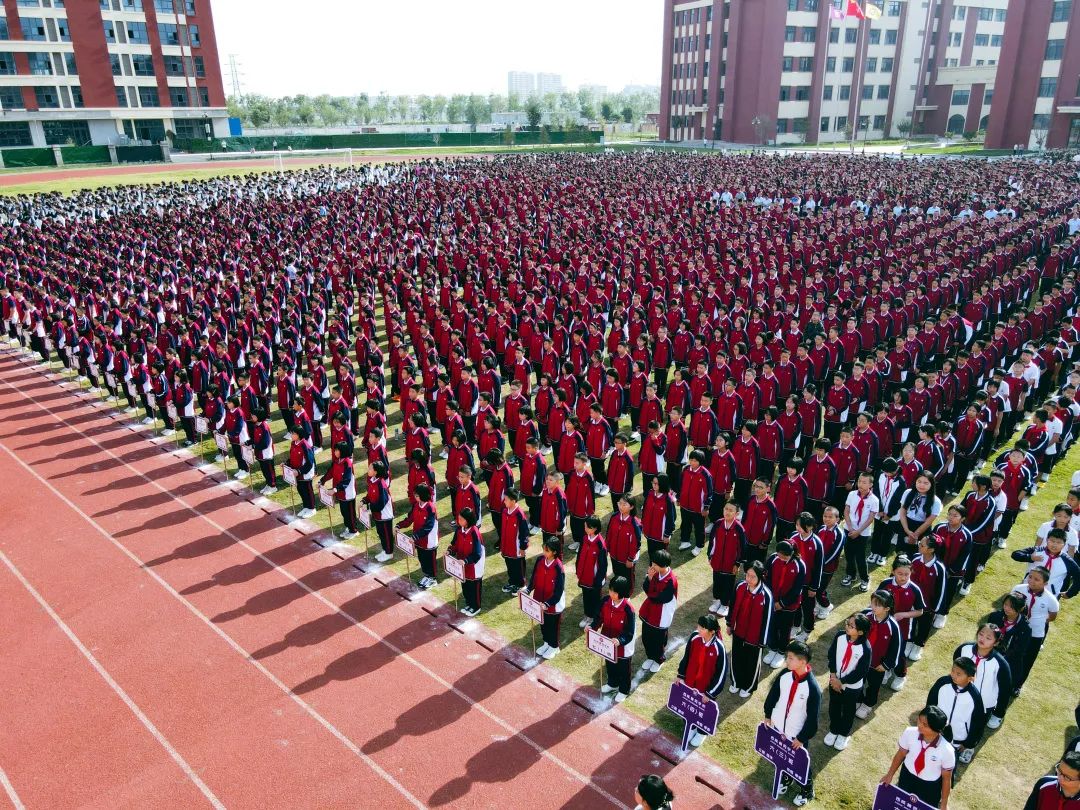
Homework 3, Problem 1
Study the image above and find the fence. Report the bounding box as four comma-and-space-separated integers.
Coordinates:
2, 148, 56, 168
172, 129, 604, 153
60, 146, 111, 165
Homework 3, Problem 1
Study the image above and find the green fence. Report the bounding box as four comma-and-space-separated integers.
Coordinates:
115, 145, 164, 163
172, 129, 603, 154
60, 146, 111, 165
1, 148, 57, 168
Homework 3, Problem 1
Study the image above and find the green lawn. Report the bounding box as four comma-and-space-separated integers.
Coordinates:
904, 144, 1017, 156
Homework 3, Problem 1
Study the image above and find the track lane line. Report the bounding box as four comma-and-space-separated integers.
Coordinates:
0, 764, 26, 810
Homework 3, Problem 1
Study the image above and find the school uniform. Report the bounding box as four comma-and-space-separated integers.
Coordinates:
763, 666, 821, 800
765, 552, 806, 656
500, 505, 531, 590
566, 469, 596, 548
1010, 546, 1080, 598
449, 525, 486, 612
895, 726, 955, 807
910, 554, 947, 647
804, 453, 836, 521
728, 580, 773, 693
641, 490, 677, 558
322, 457, 358, 535
843, 489, 879, 584
926, 675, 986, 752
591, 597, 637, 695
707, 518, 746, 611
871, 471, 906, 560
774, 474, 808, 545
639, 569, 678, 667
827, 630, 871, 737
962, 490, 999, 583
860, 610, 902, 709
1024, 777, 1080, 810
790, 531, 824, 634
575, 533, 609, 621
1011, 584, 1059, 690
606, 513, 642, 594
400, 499, 439, 580
933, 522, 973, 615
677, 634, 728, 698
530, 557, 566, 650
814, 523, 846, 615
678, 464, 713, 551
954, 643, 1013, 721
742, 495, 779, 565
539, 486, 568, 541
251, 420, 277, 487
519, 450, 547, 528
288, 438, 316, 511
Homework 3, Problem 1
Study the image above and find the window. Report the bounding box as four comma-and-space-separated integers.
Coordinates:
1038, 77, 1058, 97
188, 25, 200, 46
952, 5, 965, 19
0, 19, 7, 38
0, 122, 33, 147
845, 28, 857, 43
138, 86, 160, 107
873, 114, 886, 129
984, 88, 993, 105
885, 29, 897, 45
27, 52, 52, 75
858, 115, 869, 130
21, 17, 46, 40
843, 56, 854, 72
785, 25, 796, 43
124, 118, 166, 141
951, 89, 970, 105
132, 54, 154, 75
881, 57, 894, 71
0, 53, 14, 75
1033, 113, 1051, 129
796, 85, 810, 101
991, 34, 1002, 46
950, 32, 962, 47
782, 56, 794, 71
16, 0, 40, 6
995, 8, 1006, 20
1046, 40, 1065, 60
869, 29, 880, 45
803, 27, 816, 43
57, 19, 70, 41
823, 85, 833, 100
806, 0, 818, 10
126, 22, 149, 43
974, 34, 989, 47
43, 119, 90, 144
780, 86, 790, 101
978, 7, 993, 20
877, 84, 890, 99
110, 53, 122, 75
887, 0, 901, 15
159, 23, 180, 45
826, 56, 836, 72
862, 85, 874, 100
115, 86, 128, 106
154, 0, 177, 10
777, 119, 788, 134
169, 87, 189, 106
34, 86, 59, 108
703, 60, 709, 77
820, 116, 829, 132
706, 6, 712, 21
103, 20, 116, 42
788, 0, 798, 10
197, 86, 209, 106
793, 118, 808, 133
1052, 1, 1071, 22
798, 56, 813, 71
829, 28, 839, 43
866, 57, 877, 72
0, 87, 25, 109
836, 115, 847, 130
64, 52, 76, 74
839, 85, 851, 100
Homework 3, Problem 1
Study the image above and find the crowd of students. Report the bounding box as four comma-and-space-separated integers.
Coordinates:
3, 150, 1080, 808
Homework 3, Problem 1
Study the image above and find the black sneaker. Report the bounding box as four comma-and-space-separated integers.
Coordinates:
840, 575, 854, 587
859, 580, 870, 592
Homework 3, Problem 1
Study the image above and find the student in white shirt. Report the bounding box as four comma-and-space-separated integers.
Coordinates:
1036, 504, 1080, 555
1012, 567, 1059, 693
842, 472, 880, 592
881, 705, 955, 809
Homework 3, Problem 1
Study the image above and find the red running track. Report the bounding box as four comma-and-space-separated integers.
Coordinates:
0, 348, 777, 810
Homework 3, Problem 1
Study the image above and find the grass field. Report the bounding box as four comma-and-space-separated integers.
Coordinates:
15, 157, 1077, 808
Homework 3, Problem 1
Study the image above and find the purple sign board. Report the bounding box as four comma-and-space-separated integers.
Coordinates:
872, 783, 937, 810
754, 722, 812, 800
666, 681, 719, 751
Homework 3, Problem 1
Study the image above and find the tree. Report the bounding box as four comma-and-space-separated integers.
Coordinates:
354, 94, 371, 125
394, 95, 410, 122
465, 94, 487, 132
417, 94, 434, 123
579, 102, 595, 121
446, 94, 467, 124
621, 105, 634, 124
600, 100, 615, 122
896, 118, 912, 139
526, 99, 542, 130
431, 95, 447, 122
372, 93, 391, 123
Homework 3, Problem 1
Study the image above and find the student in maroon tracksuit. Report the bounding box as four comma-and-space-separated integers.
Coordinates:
576, 516, 609, 626
677, 450, 713, 554
764, 540, 807, 668
397, 483, 439, 588
742, 477, 779, 565
909, 534, 947, 661
606, 433, 636, 512
585, 403, 614, 494
774, 459, 809, 542
320, 443, 359, 539
519, 436, 547, 530
606, 496, 643, 594
539, 472, 568, 544
641, 475, 677, 558
731, 421, 761, 509
499, 489, 531, 593
814, 506, 846, 620
727, 560, 773, 697
790, 512, 824, 640
707, 502, 745, 617
638, 548, 679, 673
933, 505, 973, 624
566, 453, 596, 552
449, 507, 485, 616
879, 555, 925, 691
529, 537, 566, 660
664, 408, 689, 495
591, 576, 637, 702
708, 432, 736, 522
804, 439, 837, 521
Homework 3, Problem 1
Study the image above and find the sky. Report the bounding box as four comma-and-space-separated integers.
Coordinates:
211, 0, 662, 98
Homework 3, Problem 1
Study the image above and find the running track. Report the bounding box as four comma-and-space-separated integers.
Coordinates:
0, 348, 775, 810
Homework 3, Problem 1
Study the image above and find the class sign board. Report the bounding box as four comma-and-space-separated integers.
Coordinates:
195, 416, 209, 435
213, 432, 229, 453
358, 506, 371, 529
872, 783, 937, 810
282, 464, 297, 486
241, 444, 255, 467
319, 486, 337, 508
518, 591, 545, 624
395, 531, 416, 557
667, 681, 719, 751
444, 554, 465, 581
755, 721, 812, 800
586, 628, 618, 663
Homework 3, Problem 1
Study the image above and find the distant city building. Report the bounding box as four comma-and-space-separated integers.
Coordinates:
659, 0, 1080, 150
580, 83, 608, 99
536, 72, 563, 95
507, 70, 536, 99
0, 0, 228, 147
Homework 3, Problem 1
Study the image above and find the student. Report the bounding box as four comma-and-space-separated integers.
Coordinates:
804, 439, 837, 521
606, 496, 643, 594
790, 512, 824, 641
842, 471, 879, 591
1022, 750, 1080, 809
638, 549, 678, 674
449, 507, 485, 617
898, 472, 943, 560
763, 640, 821, 806
879, 555, 925, 691
813, 506, 846, 620
453, 465, 483, 528
728, 560, 774, 698
986, 592, 1032, 694
591, 576, 636, 703
576, 516, 609, 628
676, 614, 728, 746
1011, 529, 1080, 598
707, 501, 746, 617
677, 449, 713, 554
364, 459, 394, 558
641, 475, 677, 558
743, 476, 780, 565
880, 705, 955, 809
224, 396, 251, 479
961, 475, 999, 591
539, 472, 568, 545
606, 433, 636, 512
825, 613, 872, 751
529, 537, 566, 660
871, 457, 906, 565
566, 453, 597, 552
397, 483, 439, 589
320, 442, 358, 540
856, 590, 903, 720
926, 657, 986, 764
1011, 567, 1059, 693
774, 458, 809, 542
765, 540, 806, 668
251, 409, 277, 495
933, 505, 973, 625
954, 623, 1013, 730
499, 489, 531, 594
519, 436, 547, 531
634, 774, 675, 810
585, 403, 613, 495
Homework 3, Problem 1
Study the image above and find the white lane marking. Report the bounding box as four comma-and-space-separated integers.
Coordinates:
0, 764, 26, 810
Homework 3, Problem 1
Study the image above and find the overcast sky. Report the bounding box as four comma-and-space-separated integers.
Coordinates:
211, 0, 662, 98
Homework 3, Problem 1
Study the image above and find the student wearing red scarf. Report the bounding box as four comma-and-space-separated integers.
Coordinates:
855, 590, 903, 722
881, 706, 954, 809
763, 640, 820, 806
825, 612, 871, 752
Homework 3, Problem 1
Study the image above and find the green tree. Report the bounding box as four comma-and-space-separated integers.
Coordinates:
354, 94, 371, 125
431, 94, 448, 122
465, 93, 487, 131
621, 105, 634, 124
526, 99, 542, 130
417, 94, 434, 123
600, 100, 615, 122
446, 94, 466, 123
394, 95, 410, 122
372, 92, 391, 123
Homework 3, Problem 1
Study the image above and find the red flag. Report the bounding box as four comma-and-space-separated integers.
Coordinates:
847, 0, 866, 18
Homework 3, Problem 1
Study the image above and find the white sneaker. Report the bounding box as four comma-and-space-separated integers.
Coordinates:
904, 641, 914, 658
262, 486, 278, 495
690, 730, 705, 747
88, 387, 100, 394
958, 748, 974, 764
614, 693, 627, 703
342, 531, 357, 540
530, 526, 541, 535
567, 542, 580, 551
214, 454, 226, 463
541, 446, 552, 455
678, 541, 693, 551
794, 630, 809, 643
599, 485, 610, 496
738, 689, 751, 698
1020, 499, 1029, 511
833, 735, 849, 751
579, 617, 591, 628
814, 605, 829, 620
769, 652, 784, 669
996, 537, 1007, 549
987, 714, 1002, 729
932, 614, 947, 629
649, 659, 662, 673
855, 704, 871, 720
709, 599, 723, 613
439, 449, 449, 459
298, 508, 316, 519
601, 683, 617, 694
823, 732, 837, 746
374, 551, 392, 562
908, 644, 923, 661
729, 684, 739, 694
890, 676, 907, 691
142, 417, 154, 425
161, 428, 175, 437
234, 470, 249, 480
704, 523, 714, 534
718, 604, 730, 617
593, 481, 603, 494
536, 643, 551, 657
691, 547, 701, 557
958, 583, 971, 596
541, 646, 559, 660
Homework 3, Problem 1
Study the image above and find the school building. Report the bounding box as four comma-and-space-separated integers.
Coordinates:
0, 0, 228, 148
659, 0, 1080, 150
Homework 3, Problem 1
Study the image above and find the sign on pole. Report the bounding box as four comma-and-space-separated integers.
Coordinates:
195, 416, 209, 435
444, 554, 466, 581
667, 681, 720, 751
872, 783, 937, 810
213, 432, 229, 453
358, 505, 371, 529
586, 628, 618, 663
518, 591, 545, 624
241, 444, 255, 467
319, 486, 336, 508
754, 722, 812, 800
395, 530, 416, 557
282, 464, 297, 486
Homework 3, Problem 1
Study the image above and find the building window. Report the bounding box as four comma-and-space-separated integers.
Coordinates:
1052, 1, 1071, 22
1038, 77, 1057, 97
793, 118, 808, 133
803, 27, 816, 43
103, 20, 116, 42
64, 52, 76, 74
169, 86, 189, 106
188, 25, 200, 46
978, 7, 993, 20
27, 52, 52, 74
877, 84, 890, 99
16, 0, 40, 6
115, 86, 128, 107
159, 23, 180, 45
777, 119, 788, 134
845, 28, 857, 43
132, 54, 154, 75
0, 87, 25, 109
34, 86, 60, 108
951, 89, 970, 105
788, 0, 798, 10
125, 118, 166, 141
974, 33, 989, 47
795, 85, 810, 101
1033, 113, 1051, 129
950, 32, 961, 47
806, 0, 818, 10
43, 119, 90, 145
887, 0, 901, 15
820, 116, 829, 132
197, 86, 209, 106
839, 85, 851, 100
785, 25, 796, 42
991, 34, 1002, 46
164, 55, 184, 75
1046, 40, 1065, 60
881, 57, 894, 71
126, 22, 150, 44
823, 85, 833, 100
858, 115, 869, 130
138, 86, 160, 107
782, 56, 794, 71
953, 5, 965, 18
780, 86, 790, 101
110, 53, 122, 75
885, 29, 897, 45
798, 56, 813, 71
0, 53, 15, 75
862, 85, 874, 100
829, 28, 839, 43
21, 17, 47, 40
0, 19, 7, 38
873, 114, 886, 129
866, 57, 878, 72
57, 19, 70, 41
869, 29, 880, 45
0, 121, 33, 147
836, 115, 847, 130
842, 56, 854, 72
984, 88, 993, 105
826, 56, 836, 72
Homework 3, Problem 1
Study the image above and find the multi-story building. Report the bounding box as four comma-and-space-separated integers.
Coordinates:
536, 72, 563, 95
660, 0, 1080, 149
0, 0, 227, 149
507, 70, 535, 99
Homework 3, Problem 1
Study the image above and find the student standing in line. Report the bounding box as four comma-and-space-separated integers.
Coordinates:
954, 623, 1013, 730
908, 535, 947, 662
1022, 751, 1080, 809
566, 452, 596, 552
707, 501, 746, 617
224, 396, 251, 479
539, 471, 568, 546
925, 657, 986, 765
855, 590, 903, 721
287, 426, 317, 519
576, 516, 609, 629
676, 613, 728, 747
529, 536, 565, 660
813, 506, 846, 621
841, 471, 879, 592
251, 409, 278, 495
321, 442, 359, 541
880, 705, 955, 809
1011, 567, 1059, 693
790, 511, 824, 642
879, 555, 925, 691
764, 540, 806, 668
499, 488, 530, 594
641, 475, 677, 559
397, 482, 439, 589
727, 560, 774, 698
638, 549, 678, 675
606, 496, 643, 594
825, 612, 871, 751
591, 576, 637, 703
986, 592, 1032, 693
762, 639, 820, 806
449, 507, 485, 617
